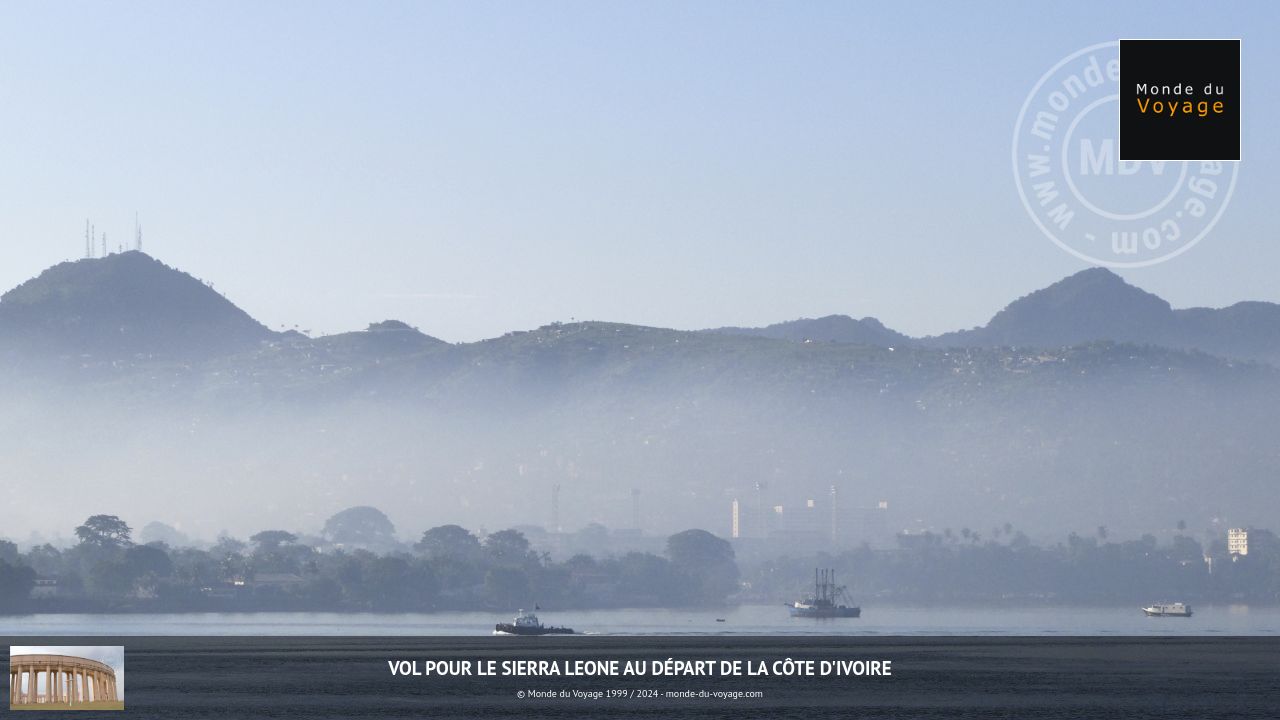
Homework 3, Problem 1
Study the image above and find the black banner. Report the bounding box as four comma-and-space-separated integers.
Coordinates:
6, 636, 1279, 719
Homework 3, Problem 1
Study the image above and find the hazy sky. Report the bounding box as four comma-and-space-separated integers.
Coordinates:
0, 1, 1275, 342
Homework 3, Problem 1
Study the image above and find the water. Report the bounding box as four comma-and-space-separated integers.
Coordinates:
4, 603, 1278, 636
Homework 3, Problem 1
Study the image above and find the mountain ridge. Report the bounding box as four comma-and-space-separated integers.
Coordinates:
709, 268, 1280, 365
2, 253, 1278, 539
5, 253, 1280, 366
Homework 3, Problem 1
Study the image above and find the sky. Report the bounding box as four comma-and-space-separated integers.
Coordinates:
10, 645, 124, 697
0, 1, 1276, 342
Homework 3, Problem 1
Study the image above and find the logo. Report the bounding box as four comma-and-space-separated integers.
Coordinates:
1119, 39, 1240, 161
1013, 41, 1238, 267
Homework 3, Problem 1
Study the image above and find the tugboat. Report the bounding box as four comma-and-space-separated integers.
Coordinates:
1142, 602, 1193, 617
788, 568, 861, 618
494, 609, 575, 635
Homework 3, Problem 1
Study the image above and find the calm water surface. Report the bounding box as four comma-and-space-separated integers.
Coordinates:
4, 604, 1278, 636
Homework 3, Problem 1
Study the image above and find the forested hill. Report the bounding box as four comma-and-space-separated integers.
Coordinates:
0, 253, 1277, 542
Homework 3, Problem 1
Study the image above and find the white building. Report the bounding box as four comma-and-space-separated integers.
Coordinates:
1228, 528, 1249, 556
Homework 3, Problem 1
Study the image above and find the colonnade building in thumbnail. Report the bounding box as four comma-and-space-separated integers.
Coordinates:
9, 653, 119, 706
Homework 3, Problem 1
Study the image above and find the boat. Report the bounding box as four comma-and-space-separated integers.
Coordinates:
494, 609, 575, 635
788, 568, 861, 618
1142, 602, 1193, 617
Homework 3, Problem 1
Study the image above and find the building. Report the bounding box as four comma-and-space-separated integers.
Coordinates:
1228, 528, 1249, 556
29, 578, 58, 600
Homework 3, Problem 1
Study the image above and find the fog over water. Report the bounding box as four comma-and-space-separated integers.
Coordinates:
6, 606, 1279, 637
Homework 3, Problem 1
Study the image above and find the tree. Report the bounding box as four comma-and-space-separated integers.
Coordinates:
484, 567, 531, 609
250, 530, 298, 551
0, 561, 35, 610
485, 529, 532, 565
360, 556, 438, 610
322, 506, 397, 549
0, 539, 19, 564
666, 529, 735, 569
125, 544, 174, 582
1169, 535, 1203, 564
614, 552, 679, 604
565, 554, 598, 573
665, 529, 739, 604
86, 558, 133, 598
248, 531, 309, 574
75, 515, 133, 549
167, 546, 224, 587
139, 521, 190, 546
24, 544, 62, 577
416, 525, 480, 560
212, 534, 247, 557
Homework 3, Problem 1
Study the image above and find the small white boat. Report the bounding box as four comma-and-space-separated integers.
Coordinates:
1142, 602, 1192, 617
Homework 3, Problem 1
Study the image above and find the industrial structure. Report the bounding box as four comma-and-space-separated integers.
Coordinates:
81, 215, 143, 259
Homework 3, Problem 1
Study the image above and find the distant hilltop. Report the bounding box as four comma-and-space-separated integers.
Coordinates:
3, 251, 1280, 365
0, 251, 274, 359
709, 267, 1280, 366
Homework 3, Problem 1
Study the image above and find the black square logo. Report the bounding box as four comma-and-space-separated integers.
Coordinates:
1119, 39, 1240, 160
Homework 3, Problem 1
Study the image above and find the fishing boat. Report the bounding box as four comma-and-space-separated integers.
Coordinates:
788, 568, 861, 618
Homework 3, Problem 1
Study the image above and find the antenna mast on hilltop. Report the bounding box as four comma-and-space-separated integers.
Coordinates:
84, 219, 91, 258
135, 212, 142, 252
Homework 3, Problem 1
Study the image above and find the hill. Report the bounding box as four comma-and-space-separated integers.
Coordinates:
711, 269, 1280, 365
2, 255, 1279, 542
925, 268, 1177, 349
0, 251, 274, 359
707, 315, 914, 347
924, 268, 1280, 364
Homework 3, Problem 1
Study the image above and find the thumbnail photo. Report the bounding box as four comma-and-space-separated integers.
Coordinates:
9, 646, 123, 711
